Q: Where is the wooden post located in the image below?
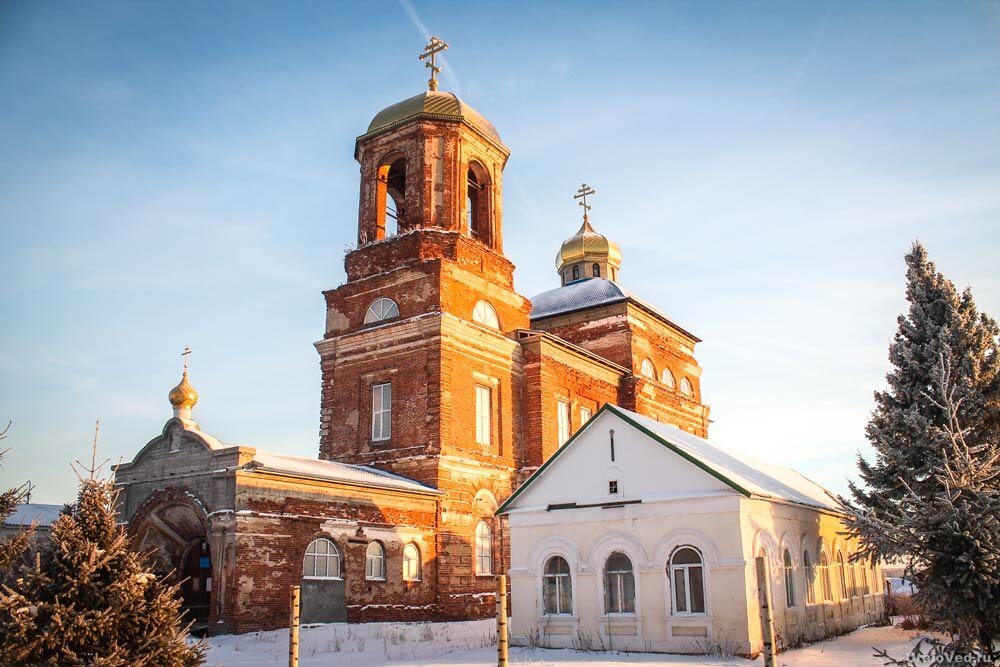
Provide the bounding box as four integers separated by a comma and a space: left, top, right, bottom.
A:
289, 585, 300, 667
755, 556, 776, 667
496, 574, 509, 667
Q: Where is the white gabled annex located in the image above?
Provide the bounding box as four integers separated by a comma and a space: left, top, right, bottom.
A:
498, 404, 883, 657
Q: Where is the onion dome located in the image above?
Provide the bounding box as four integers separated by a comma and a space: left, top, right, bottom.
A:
362, 91, 502, 146
555, 219, 623, 282
168, 371, 198, 412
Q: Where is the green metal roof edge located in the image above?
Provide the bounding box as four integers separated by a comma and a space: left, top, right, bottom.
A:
495, 404, 751, 516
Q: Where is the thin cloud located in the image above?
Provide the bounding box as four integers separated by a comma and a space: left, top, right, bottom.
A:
788, 3, 836, 89
396, 0, 464, 97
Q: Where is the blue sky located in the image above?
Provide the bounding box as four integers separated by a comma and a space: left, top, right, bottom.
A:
1, 1, 998, 503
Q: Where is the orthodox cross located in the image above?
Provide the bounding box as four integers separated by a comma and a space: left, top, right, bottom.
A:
574, 183, 596, 222
182, 346, 192, 372
419, 36, 448, 91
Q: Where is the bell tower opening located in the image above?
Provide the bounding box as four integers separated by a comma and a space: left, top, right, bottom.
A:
376, 155, 406, 240
466, 160, 491, 246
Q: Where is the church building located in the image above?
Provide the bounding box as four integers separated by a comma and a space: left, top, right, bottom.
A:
116, 40, 719, 635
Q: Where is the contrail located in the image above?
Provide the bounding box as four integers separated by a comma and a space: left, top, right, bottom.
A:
788, 3, 836, 89
397, 0, 465, 97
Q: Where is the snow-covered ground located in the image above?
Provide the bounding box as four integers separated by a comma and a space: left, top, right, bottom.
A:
204, 619, 927, 666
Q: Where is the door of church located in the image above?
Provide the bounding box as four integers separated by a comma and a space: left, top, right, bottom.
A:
180, 541, 212, 623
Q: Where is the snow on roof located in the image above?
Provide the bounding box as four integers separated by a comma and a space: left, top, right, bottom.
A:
246, 450, 442, 496
529, 278, 699, 341
499, 405, 843, 514
618, 407, 843, 512
4, 503, 62, 527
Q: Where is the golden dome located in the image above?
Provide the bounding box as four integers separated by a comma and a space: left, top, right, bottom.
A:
168, 371, 198, 410
555, 219, 623, 272
362, 91, 503, 146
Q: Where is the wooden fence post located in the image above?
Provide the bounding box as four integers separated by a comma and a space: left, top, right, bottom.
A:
496, 574, 509, 667
289, 585, 300, 667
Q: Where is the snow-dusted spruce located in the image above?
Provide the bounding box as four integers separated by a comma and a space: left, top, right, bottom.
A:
0, 477, 205, 666
844, 241, 1000, 664
851, 242, 1000, 512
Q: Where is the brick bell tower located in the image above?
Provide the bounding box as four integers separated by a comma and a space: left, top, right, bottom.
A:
314, 38, 531, 618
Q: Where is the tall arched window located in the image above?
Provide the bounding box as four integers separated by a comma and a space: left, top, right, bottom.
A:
849, 559, 858, 599
592, 263, 601, 278
661, 368, 675, 389
365, 542, 385, 580
467, 161, 490, 244
783, 549, 796, 607
680, 377, 694, 397
364, 297, 400, 324
376, 156, 406, 240
472, 300, 500, 329
836, 551, 848, 599
475, 521, 492, 575
572, 265, 580, 281
640, 358, 655, 379
803, 550, 815, 604
670, 547, 706, 615
819, 552, 832, 601
543, 556, 572, 615
861, 563, 870, 595
303, 538, 341, 579
403, 543, 421, 582
604, 552, 635, 614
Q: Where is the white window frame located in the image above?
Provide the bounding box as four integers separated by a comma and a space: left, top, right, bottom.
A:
680, 377, 694, 397
402, 543, 421, 582
371, 382, 391, 442
542, 556, 573, 615
603, 552, 636, 615
475, 384, 491, 446
804, 550, 816, 605
365, 541, 385, 580
783, 549, 796, 608
475, 521, 492, 576
640, 358, 655, 379
661, 368, 675, 389
472, 300, 500, 329
557, 400, 571, 446
669, 547, 706, 616
364, 297, 400, 324
302, 538, 342, 580
580, 406, 592, 424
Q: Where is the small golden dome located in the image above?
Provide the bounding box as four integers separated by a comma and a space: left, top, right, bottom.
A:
363, 91, 503, 146
168, 371, 198, 410
555, 219, 623, 272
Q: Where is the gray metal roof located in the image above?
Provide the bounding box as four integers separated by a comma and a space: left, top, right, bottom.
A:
529, 278, 629, 320
4, 503, 62, 527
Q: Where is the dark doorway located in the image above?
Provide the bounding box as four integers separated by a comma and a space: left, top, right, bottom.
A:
180, 541, 212, 623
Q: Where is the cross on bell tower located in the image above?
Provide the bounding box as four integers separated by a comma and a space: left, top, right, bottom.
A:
419, 36, 448, 91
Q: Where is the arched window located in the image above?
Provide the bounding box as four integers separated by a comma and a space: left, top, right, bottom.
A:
365, 542, 385, 580
543, 556, 572, 615
861, 562, 869, 595
640, 358, 655, 379
303, 538, 341, 579
803, 550, 815, 604
849, 560, 858, 599
783, 549, 796, 607
376, 156, 406, 240
364, 297, 400, 324
592, 263, 601, 278
661, 368, 675, 389
472, 300, 500, 329
604, 552, 635, 614
819, 552, 832, 601
403, 543, 421, 582
836, 551, 848, 599
670, 547, 706, 615
475, 521, 492, 575
572, 265, 580, 281
680, 377, 694, 397
467, 161, 490, 244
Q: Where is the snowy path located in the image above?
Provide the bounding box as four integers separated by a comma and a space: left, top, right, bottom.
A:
204, 620, 925, 666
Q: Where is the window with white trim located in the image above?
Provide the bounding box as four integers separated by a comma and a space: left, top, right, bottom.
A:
371, 382, 392, 441
557, 400, 571, 445
836, 551, 849, 600
640, 358, 655, 379
475, 385, 491, 446
543, 556, 572, 615
783, 549, 796, 607
475, 521, 492, 575
670, 547, 706, 614
580, 406, 592, 424
661, 368, 675, 389
472, 300, 500, 329
819, 552, 832, 601
364, 297, 400, 324
603, 552, 635, 614
303, 538, 341, 579
365, 541, 385, 580
402, 543, 421, 581
680, 377, 694, 397
804, 550, 816, 604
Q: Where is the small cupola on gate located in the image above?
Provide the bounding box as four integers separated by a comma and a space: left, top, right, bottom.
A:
353, 37, 510, 253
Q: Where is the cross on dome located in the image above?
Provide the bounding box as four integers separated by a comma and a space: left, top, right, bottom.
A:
419, 36, 449, 91
573, 183, 596, 222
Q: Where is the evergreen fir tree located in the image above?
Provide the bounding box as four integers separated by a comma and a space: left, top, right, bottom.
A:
0, 422, 31, 576
850, 241, 1000, 511
0, 476, 205, 666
